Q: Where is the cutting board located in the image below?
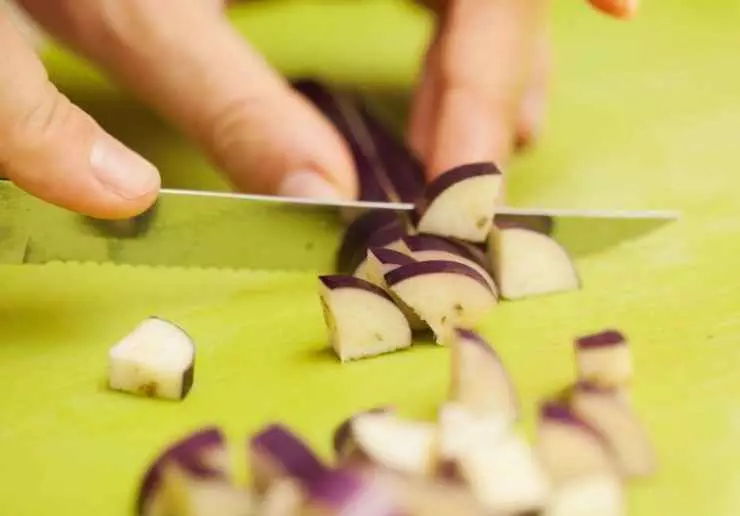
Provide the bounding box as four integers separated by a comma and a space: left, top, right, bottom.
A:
2, 1, 740, 515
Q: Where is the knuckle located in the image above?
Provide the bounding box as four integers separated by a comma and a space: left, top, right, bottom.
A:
5, 86, 82, 153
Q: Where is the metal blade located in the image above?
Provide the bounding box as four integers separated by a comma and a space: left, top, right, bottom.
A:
0, 180, 679, 272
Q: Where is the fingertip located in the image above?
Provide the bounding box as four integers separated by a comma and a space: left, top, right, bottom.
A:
588, 0, 639, 19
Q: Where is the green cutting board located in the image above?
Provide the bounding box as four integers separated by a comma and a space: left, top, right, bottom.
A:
2, 1, 740, 514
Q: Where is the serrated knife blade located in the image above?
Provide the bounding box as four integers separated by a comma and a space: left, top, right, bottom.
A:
0, 180, 679, 272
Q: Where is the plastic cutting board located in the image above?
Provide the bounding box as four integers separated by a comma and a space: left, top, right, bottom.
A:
1, 1, 740, 514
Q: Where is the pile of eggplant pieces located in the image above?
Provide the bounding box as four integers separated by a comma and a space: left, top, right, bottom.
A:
136, 327, 655, 516
301, 79, 579, 361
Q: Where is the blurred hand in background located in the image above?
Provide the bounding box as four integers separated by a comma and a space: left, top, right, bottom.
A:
0, 0, 636, 219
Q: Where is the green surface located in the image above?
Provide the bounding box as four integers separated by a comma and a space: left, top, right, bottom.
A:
2, 1, 740, 515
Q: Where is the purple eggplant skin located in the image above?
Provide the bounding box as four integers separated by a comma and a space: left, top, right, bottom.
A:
319, 275, 396, 303
291, 78, 426, 205
412, 162, 502, 224
575, 330, 626, 350
453, 328, 497, 356
250, 424, 329, 485
332, 407, 393, 458
357, 101, 426, 203
335, 210, 407, 273
403, 234, 491, 273
539, 400, 603, 438
136, 427, 226, 515
369, 248, 416, 268
385, 260, 493, 293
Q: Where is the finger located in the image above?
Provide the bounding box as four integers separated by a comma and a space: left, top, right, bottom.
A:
587, 0, 639, 18
515, 31, 551, 150
426, 0, 546, 178
407, 25, 443, 163
20, 0, 357, 200
0, 10, 160, 219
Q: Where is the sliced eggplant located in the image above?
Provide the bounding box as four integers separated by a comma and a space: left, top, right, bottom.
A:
249, 424, 329, 494
108, 317, 195, 401
319, 275, 412, 361
575, 330, 633, 388
385, 261, 497, 344
571, 383, 657, 478
137, 427, 230, 516
448, 328, 518, 421
487, 222, 580, 300
332, 410, 436, 476
403, 235, 498, 295
536, 400, 618, 483
414, 162, 503, 243
449, 432, 551, 514
336, 210, 409, 275
545, 474, 625, 516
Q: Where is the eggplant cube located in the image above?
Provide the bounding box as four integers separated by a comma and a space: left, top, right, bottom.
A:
575, 330, 633, 388
108, 317, 195, 401
487, 224, 580, 300
457, 433, 551, 513
403, 235, 498, 295
137, 427, 231, 516
414, 163, 503, 243
249, 424, 328, 494
319, 275, 412, 361
385, 261, 497, 344
333, 410, 436, 476
545, 474, 625, 516
536, 401, 618, 483
449, 328, 518, 421
572, 384, 657, 478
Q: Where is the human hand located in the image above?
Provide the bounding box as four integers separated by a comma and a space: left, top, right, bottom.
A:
0, 0, 636, 221
0, 0, 359, 219
409, 0, 638, 180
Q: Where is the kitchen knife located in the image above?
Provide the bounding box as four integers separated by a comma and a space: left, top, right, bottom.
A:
0, 180, 678, 272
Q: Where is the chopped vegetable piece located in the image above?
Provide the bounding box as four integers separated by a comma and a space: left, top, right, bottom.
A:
449, 328, 518, 421
137, 427, 229, 516
487, 222, 581, 300
413, 162, 503, 243
571, 383, 657, 478
332, 410, 436, 475
434, 403, 509, 480
545, 474, 625, 516
449, 432, 551, 513
258, 478, 305, 516
333, 406, 394, 460
108, 317, 195, 401
359, 248, 426, 331
336, 210, 409, 275
319, 275, 412, 361
575, 330, 633, 388
385, 261, 497, 344
403, 235, 498, 295
303, 467, 399, 516
536, 400, 618, 483
249, 424, 328, 494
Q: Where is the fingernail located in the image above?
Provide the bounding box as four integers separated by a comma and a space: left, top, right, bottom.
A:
278, 170, 343, 200
91, 137, 160, 199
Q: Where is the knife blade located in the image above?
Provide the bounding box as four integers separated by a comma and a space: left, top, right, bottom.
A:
0, 180, 678, 272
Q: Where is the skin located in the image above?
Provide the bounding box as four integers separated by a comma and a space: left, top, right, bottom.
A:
0, 0, 637, 219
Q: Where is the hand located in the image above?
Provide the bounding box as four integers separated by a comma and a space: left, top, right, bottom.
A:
0, 0, 358, 219
409, 0, 638, 179
0, 0, 636, 221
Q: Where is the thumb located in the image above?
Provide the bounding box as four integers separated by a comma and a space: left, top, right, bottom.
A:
0, 11, 159, 219
33, 1, 358, 200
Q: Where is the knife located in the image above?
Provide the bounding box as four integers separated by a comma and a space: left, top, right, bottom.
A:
0, 180, 678, 272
